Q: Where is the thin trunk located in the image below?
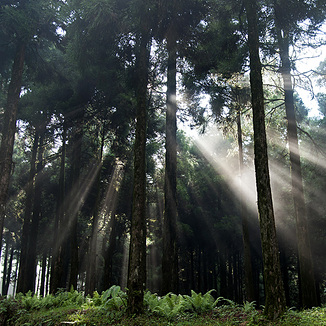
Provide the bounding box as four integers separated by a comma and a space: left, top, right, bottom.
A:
13, 251, 20, 295
190, 250, 194, 292
227, 254, 233, 300
102, 214, 117, 291
100, 161, 123, 292
127, 27, 151, 315
279, 245, 290, 306
203, 252, 208, 293
25, 131, 44, 293
17, 131, 38, 294
40, 250, 47, 297
46, 256, 51, 295
162, 32, 178, 295
85, 128, 105, 296
197, 249, 201, 292
0, 42, 26, 255
50, 125, 67, 293
4, 246, 14, 295
2, 238, 9, 294
220, 252, 227, 298
237, 108, 255, 302
244, 0, 286, 319
274, 13, 318, 307
68, 112, 84, 291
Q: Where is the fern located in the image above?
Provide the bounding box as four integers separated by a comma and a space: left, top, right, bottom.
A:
101, 285, 127, 311
183, 290, 217, 314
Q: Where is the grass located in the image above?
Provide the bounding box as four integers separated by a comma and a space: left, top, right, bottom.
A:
1, 287, 326, 325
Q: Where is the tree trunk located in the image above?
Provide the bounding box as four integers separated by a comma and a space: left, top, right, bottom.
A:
274, 16, 318, 308
220, 252, 227, 298
162, 31, 179, 295
102, 213, 117, 291
244, 0, 286, 319
17, 131, 39, 294
0, 42, 26, 257
40, 249, 47, 297
237, 108, 255, 302
4, 246, 14, 295
50, 125, 67, 294
68, 111, 84, 291
85, 128, 105, 296
25, 131, 44, 293
2, 236, 9, 295
127, 27, 151, 315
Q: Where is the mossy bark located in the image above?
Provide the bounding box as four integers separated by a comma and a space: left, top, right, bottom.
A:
244, 0, 286, 319
0, 42, 26, 256
162, 31, 179, 295
127, 25, 151, 315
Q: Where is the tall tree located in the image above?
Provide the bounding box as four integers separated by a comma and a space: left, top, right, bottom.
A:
0, 0, 61, 255
0, 41, 26, 257
244, 0, 286, 319
272, 0, 324, 308
127, 1, 151, 314
50, 122, 68, 294
85, 123, 106, 296
159, 0, 208, 296
16, 129, 39, 293
162, 5, 179, 295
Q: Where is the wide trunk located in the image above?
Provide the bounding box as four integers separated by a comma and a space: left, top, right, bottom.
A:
162, 32, 179, 295
0, 42, 26, 255
244, 0, 286, 319
127, 30, 151, 315
275, 21, 318, 308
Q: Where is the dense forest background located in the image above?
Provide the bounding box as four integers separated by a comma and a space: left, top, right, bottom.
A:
0, 0, 326, 318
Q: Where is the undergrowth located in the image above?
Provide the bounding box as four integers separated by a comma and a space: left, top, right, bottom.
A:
0, 286, 325, 325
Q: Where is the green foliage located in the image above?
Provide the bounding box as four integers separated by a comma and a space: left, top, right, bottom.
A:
183, 290, 219, 314
15, 288, 85, 311
100, 285, 127, 311
1, 289, 326, 325
145, 292, 187, 318
145, 289, 223, 318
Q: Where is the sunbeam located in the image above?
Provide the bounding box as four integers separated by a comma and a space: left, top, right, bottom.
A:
193, 127, 257, 215
53, 161, 103, 252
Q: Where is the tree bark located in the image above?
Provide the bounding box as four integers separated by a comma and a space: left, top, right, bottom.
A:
85, 127, 105, 296
26, 131, 44, 293
0, 42, 26, 256
2, 236, 10, 295
101, 215, 117, 291
40, 249, 47, 297
274, 12, 318, 308
4, 245, 14, 295
17, 130, 39, 294
127, 27, 150, 315
50, 124, 67, 294
162, 31, 179, 295
244, 0, 286, 319
68, 111, 84, 291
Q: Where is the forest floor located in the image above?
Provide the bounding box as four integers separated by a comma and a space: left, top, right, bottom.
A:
1, 288, 326, 325
4, 306, 326, 325
3, 303, 326, 325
